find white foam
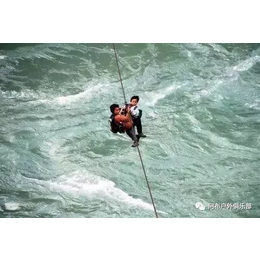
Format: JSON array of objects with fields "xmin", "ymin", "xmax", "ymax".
[
  {"xmin": 186, "ymin": 50, "xmax": 192, "ymax": 58},
  {"xmin": 47, "ymin": 142, "xmax": 61, "ymax": 156},
  {"xmin": 36, "ymin": 83, "xmax": 105, "ymax": 106},
  {"xmin": 1, "ymin": 88, "xmax": 37, "ymax": 100},
  {"xmin": 245, "ymin": 99, "xmax": 260, "ymax": 110},
  {"xmin": 4, "ymin": 202, "xmax": 20, "ymax": 211},
  {"xmin": 144, "ymin": 85, "xmax": 181, "ymax": 106},
  {"xmin": 0, "ymin": 55, "xmax": 7, "ymax": 60},
  {"xmin": 28, "ymin": 172, "xmax": 164, "ymax": 213},
  {"xmin": 3, "ymin": 134, "xmax": 16, "ymax": 143},
  {"xmin": 53, "ymin": 174, "xmax": 155, "ymax": 211},
  {"xmin": 207, "ymin": 43, "xmax": 230, "ymax": 55},
  {"xmin": 191, "ymin": 55, "xmax": 260, "ymax": 101},
  {"xmin": 184, "ymin": 113, "xmax": 197, "ymax": 124},
  {"xmin": 147, "ymin": 111, "xmax": 157, "ymax": 118},
  {"xmin": 233, "ymin": 55, "xmax": 260, "ymax": 72},
  {"xmin": 196, "ymin": 79, "xmax": 225, "ymax": 99}
]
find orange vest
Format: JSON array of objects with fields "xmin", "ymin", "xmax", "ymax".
[{"xmin": 114, "ymin": 114, "xmax": 133, "ymax": 130}]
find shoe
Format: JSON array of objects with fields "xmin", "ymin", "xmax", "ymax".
[
  {"xmin": 138, "ymin": 133, "xmax": 146, "ymax": 138},
  {"xmin": 131, "ymin": 141, "xmax": 139, "ymax": 147}
]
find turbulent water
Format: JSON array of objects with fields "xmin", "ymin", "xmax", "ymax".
[{"xmin": 0, "ymin": 43, "xmax": 259, "ymax": 218}]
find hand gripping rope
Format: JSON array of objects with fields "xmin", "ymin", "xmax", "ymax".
[{"xmin": 112, "ymin": 43, "xmax": 158, "ymax": 218}]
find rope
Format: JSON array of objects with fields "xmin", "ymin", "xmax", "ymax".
[
  {"xmin": 136, "ymin": 146, "xmax": 158, "ymax": 218},
  {"xmin": 112, "ymin": 43, "xmax": 158, "ymax": 218},
  {"xmin": 112, "ymin": 43, "xmax": 127, "ymax": 105}
]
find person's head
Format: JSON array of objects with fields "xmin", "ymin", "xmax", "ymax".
[
  {"xmin": 130, "ymin": 95, "xmax": 139, "ymax": 106},
  {"xmin": 110, "ymin": 104, "xmax": 120, "ymax": 115}
]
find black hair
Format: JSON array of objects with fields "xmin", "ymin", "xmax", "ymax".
[
  {"xmin": 130, "ymin": 95, "xmax": 139, "ymax": 102},
  {"xmin": 110, "ymin": 104, "xmax": 119, "ymax": 113}
]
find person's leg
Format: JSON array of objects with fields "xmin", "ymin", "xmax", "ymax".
[
  {"xmin": 134, "ymin": 118, "xmax": 142, "ymax": 134},
  {"xmin": 126, "ymin": 127, "xmax": 138, "ymax": 147},
  {"xmin": 126, "ymin": 127, "xmax": 137, "ymax": 142},
  {"xmin": 134, "ymin": 118, "xmax": 146, "ymax": 137}
]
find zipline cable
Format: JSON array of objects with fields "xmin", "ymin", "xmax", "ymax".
[
  {"xmin": 136, "ymin": 146, "xmax": 158, "ymax": 218},
  {"xmin": 112, "ymin": 43, "xmax": 158, "ymax": 218},
  {"xmin": 112, "ymin": 43, "xmax": 127, "ymax": 104}
]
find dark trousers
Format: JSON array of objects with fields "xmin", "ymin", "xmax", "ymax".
[
  {"xmin": 126, "ymin": 127, "xmax": 137, "ymax": 142},
  {"xmin": 133, "ymin": 117, "xmax": 142, "ymax": 134}
]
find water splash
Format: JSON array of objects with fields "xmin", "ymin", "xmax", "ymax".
[
  {"xmin": 0, "ymin": 55, "xmax": 7, "ymax": 60},
  {"xmin": 233, "ymin": 55, "xmax": 260, "ymax": 72},
  {"xmin": 23, "ymin": 172, "xmax": 160, "ymax": 213},
  {"xmin": 4, "ymin": 202, "xmax": 21, "ymax": 211}
]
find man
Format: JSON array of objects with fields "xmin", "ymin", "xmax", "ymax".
[{"xmin": 109, "ymin": 104, "xmax": 139, "ymax": 147}]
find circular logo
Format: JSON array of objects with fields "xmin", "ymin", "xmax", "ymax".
[{"xmin": 195, "ymin": 202, "xmax": 205, "ymax": 211}]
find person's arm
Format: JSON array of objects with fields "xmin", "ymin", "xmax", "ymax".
[
  {"xmin": 130, "ymin": 106, "xmax": 139, "ymax": 117},
  {"xmin": 115, "ymin": 112, "xmax": 132, "ymax": 123},
  {"xmin": 125, "ymin": 107, "xmax": 133, "ymax": 124}
]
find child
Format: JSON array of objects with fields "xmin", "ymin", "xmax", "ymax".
[{"xmin": 128, "ymin": 96, "xmax": 146, "ymax": 138}]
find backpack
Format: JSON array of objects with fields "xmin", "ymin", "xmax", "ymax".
[{"xmin": 109, "ymin": 114, "xmax": 125, "ymax": 133}]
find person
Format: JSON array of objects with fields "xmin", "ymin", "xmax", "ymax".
[
  {"xmin": 109, "ymin": 104, "xmax": 139, "ymax": 147},
  {"xmin": 127, "ymin": 96, "xmax": 146, "ymax": 138}
]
